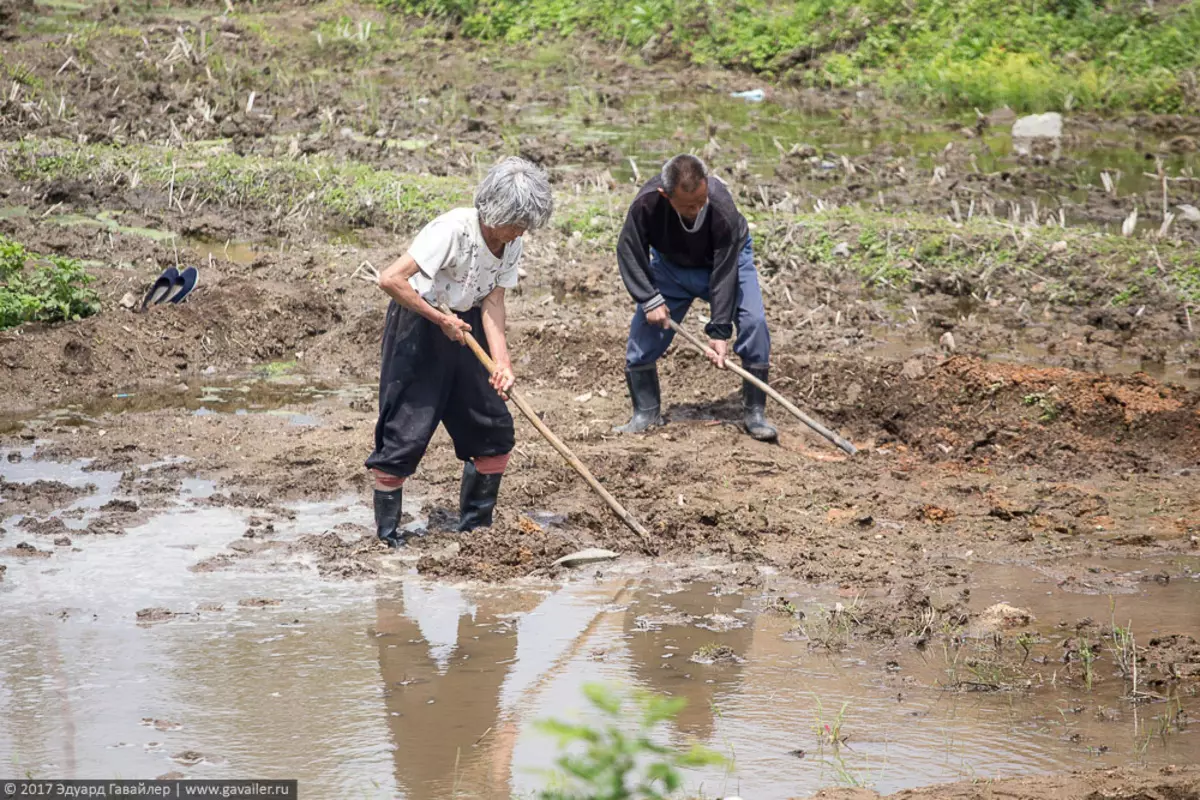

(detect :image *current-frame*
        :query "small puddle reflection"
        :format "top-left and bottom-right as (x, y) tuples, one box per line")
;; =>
(183, 237), (275, 266)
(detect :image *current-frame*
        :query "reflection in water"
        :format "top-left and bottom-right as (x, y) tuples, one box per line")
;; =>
(622, 585), (753, 743)
(375, 585), (538, 800)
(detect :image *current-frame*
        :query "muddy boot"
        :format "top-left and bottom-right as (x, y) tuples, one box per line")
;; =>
(458, 461), (503, 532)
(613, 364), (663, 434)
(374, 487), (406, 548)
(742, 365), (778, 442)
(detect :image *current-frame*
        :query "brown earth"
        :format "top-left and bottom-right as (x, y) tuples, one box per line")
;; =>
(806, 765), (1200, 800)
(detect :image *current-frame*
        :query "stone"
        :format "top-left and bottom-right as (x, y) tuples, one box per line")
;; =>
(552, 548), (619, 568)
(1012, 112), (1063, 140)
(977, 603), (1036, 632)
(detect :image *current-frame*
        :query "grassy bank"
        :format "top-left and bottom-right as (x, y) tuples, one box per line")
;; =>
(383, 0), (1200, 113)
(6, 139), (1199, 308)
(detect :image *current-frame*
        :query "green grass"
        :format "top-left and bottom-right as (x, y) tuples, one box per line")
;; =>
(3, 139), (472, 232)
(6, 139), (1199, 311)
(382, 0), (1200, 113)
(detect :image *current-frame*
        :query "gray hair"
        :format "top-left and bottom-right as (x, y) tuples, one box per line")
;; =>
(661, 154), (709, 194)
(474, 157), (554, 231)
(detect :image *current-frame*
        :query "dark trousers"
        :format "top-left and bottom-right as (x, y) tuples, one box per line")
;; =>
(365, 303), (514, 479)
(625, 236), (771, 368)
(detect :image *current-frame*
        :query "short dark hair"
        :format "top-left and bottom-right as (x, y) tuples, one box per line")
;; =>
(661, 154), (708, 194)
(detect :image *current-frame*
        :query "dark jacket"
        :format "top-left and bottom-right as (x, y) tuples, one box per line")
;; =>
(615, 175), (748, 340)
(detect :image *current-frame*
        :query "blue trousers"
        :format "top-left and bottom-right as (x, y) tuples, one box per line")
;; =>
(625, 237), (771, 368)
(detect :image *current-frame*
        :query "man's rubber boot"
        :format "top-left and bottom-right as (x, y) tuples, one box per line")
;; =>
(742, 364), (779, 442)
(458, 461), (503, 532)
(374, 487), (406, 548)
(613, 364), (663, 434)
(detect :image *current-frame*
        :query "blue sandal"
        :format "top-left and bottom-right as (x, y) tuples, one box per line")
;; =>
(140, 267), (179, 311)
(169, 266), (199, 304)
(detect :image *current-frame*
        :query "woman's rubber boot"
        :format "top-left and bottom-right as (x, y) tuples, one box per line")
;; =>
(458, 461), (502, 532)
(742, 364), (779, 442)
(613, 364), (663, 434)
(374, 487), (406, 548)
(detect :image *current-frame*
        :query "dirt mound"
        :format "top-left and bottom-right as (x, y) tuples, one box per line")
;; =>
(1145, 634), (1200, 681)
(0, 478), (94, 513)
(416, 511), (579, 581)
(818, 354), (1200, 471)
(292, 527), (383, 580)
(0, 276), (341, 416)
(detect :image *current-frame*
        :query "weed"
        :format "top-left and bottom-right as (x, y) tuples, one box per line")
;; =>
(1080, 643), (1096, 691)
(259, 360), (297, 378)
(1023, 392), (1060, 423)
(1016, 632), (1036, 664)
(765, 596), (798, 617)
(1109, 284), (1141, 306)
(795, 600), (862, 651)
(1109, 601), (1139, 690)
(690, 643), (739, 664)
(812, 695), (850, 748)
(534, 682), (726, 800)
(0, 235), (100, 330)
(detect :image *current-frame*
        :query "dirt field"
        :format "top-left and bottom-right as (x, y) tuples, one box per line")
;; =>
(2, 0), (1199, 795)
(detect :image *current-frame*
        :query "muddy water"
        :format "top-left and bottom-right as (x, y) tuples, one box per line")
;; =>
(3, 450), (1197, 798)
(182, 237), (276, 266)
(0, 380), (372, 434)
(524, 89), (1198, 202)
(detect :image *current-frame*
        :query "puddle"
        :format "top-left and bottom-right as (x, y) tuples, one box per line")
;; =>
(2, 446), (1196, 800)
(515, 88), (1197, 219)
(0, 380), (374, 434)
(0, 450), (123, 533)
(182, 237), (276, 266)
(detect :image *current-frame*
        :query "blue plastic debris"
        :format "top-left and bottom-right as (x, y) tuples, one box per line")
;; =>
(729, 89), (765, 102)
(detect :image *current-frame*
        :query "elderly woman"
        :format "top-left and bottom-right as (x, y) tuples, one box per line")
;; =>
(366, 157), (554, 547)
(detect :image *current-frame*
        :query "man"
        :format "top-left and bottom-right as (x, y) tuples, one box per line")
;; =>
(614, 154), (777, 441)
(365, 157), (554, 547)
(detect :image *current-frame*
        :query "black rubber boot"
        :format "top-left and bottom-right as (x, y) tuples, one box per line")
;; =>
(742, 364), (779, 442)
(458, 461), (503, 532)
(613, 364), (663, 434)
(374, 487), (406, 548)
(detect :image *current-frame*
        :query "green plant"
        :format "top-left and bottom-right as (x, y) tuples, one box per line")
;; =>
(1016, 632), (1036, 664)
(535, 683), (726, 800)
(0, 236), (100, 330)
(795, 600), (863, 651)
(812, 694), (850, 748)
(259, 360), (297, 378)
(1023, 392), (1060, 423)
(1079, 643), (1096, 690)
(380, 0), (1200, 112)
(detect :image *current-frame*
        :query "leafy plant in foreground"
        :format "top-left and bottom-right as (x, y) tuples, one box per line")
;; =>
(0, 235), (100, 330)
(535, 683), (726, 800)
